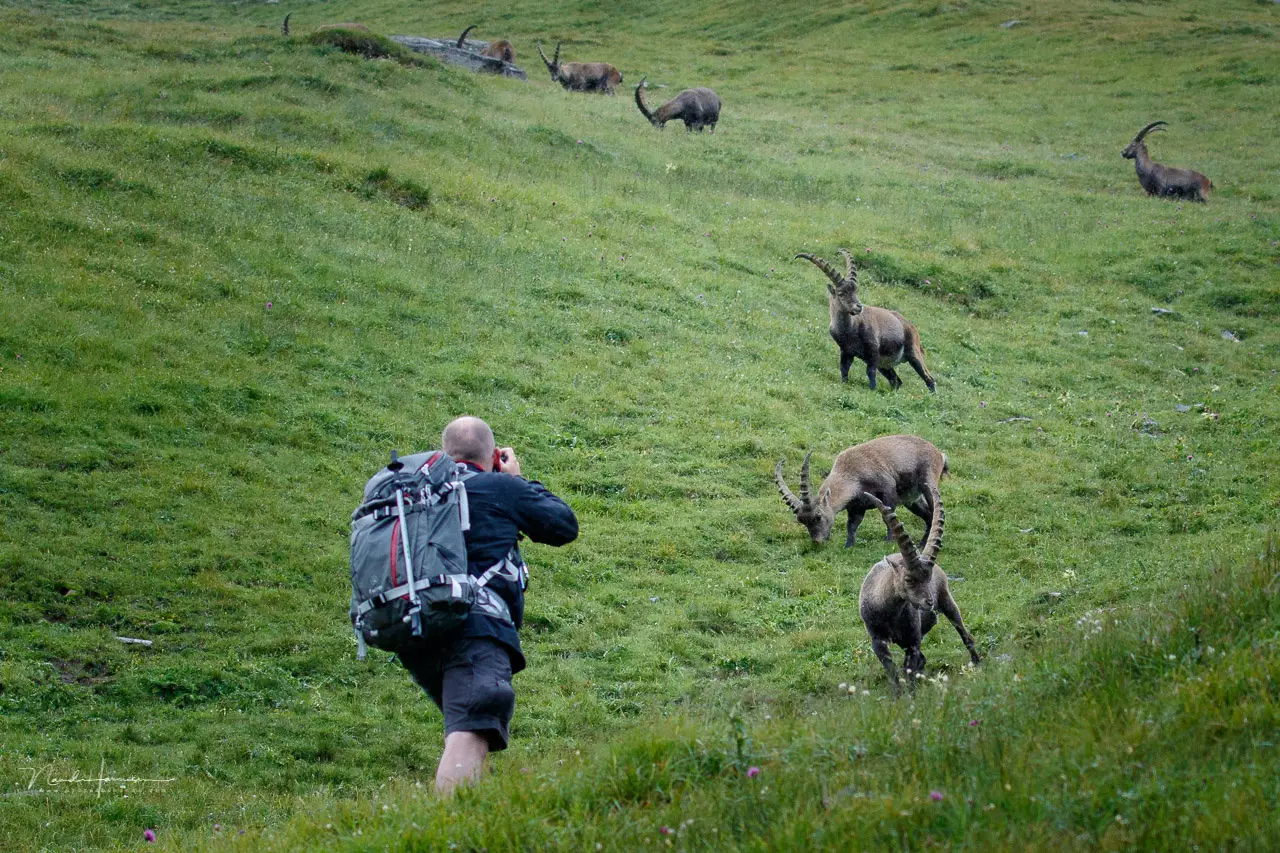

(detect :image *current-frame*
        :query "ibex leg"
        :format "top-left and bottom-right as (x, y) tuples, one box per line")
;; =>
(906, 495), (932, 547)
(839, 351), (855, 383)
(871, 636), (900, 693)
(904, 329), (936, 392)
(844, 507), (866, 548)
(879, 367), (902, 390)
(937, 590), (981, 665)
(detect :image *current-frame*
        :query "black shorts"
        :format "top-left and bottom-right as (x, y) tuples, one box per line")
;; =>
(397, 637), (516, 751)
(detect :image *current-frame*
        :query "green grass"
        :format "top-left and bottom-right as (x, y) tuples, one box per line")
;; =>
(0, 0), (1277, 849)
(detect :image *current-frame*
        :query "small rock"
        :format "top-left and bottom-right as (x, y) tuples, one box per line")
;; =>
(1175, 404), (1191, 413)
(1000, 416), (1032, 424)
(1077, 330), (1088, 337)
(1151, 307), (1176, 316)
(1221, 330), (1240, 342)
(995, 653), (1014, 663)
(946, 575), (967, 583)
(1001, 19), (1023, 28)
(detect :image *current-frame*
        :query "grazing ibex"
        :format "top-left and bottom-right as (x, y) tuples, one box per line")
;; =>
(774, 435), (947, 548)
(536, 41), (622, 94)
(1122, 121), (1213, 203)
(456, 25), (515, 63)
(634, 78), (721, 132)
(860, 486), (980, 692)
(795, 249), (936, 392)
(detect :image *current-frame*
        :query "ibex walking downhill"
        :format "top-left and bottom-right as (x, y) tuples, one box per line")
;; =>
(795, 249), (936, 392)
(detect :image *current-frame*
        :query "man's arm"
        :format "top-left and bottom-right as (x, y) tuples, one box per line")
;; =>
(509, 478), (578, 546)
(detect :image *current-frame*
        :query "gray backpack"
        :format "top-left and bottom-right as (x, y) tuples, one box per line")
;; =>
(349, 450), (474, 659)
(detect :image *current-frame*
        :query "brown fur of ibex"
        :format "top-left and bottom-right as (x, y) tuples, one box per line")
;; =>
(316, 22), (370, 32)
(860, 485), (980, 692)
(1122, 121), (1213, 203)
(774, 435), (947, 548)
(537, 41), (622, 94)
(634, 78), (721, 132)
(457, 25), (515, 63)
(795, 249), (936, 392)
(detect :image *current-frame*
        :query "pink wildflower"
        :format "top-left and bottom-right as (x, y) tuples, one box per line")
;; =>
(746, 766), (761, 779)
(266, 301), (273, 310)
(969, 719), (980, 727)
(660, 826), (673, 835)
(144, 829), (157, 842)
(930, 790), (944, 802)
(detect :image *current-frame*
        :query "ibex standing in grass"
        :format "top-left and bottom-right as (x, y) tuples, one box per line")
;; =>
(634, 78), (721, 132)
(537, 42), (622, 94)
(774, 435), (947, 548)
(456, 25), (515, 63)
(795, 249), (936, 392)
(859, 486), (980, 692)
(1122, 121), (1213, 203)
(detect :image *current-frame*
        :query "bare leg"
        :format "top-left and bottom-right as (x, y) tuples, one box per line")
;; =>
(435, 731), (489, 795)
(937, 588), (981, 665)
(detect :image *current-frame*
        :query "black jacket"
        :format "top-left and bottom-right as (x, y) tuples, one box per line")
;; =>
(456, 462), (578, 672)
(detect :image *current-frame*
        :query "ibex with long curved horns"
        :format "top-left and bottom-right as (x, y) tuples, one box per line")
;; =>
(536, 41), (622, 94)
(774, 435), (947, 548)
(860, 486), (980, 692)
(456, 25), (515, 63)
(795, 249), (936, 392)
(1122, 121), (1213, 203)
(634, 78), (720, 132)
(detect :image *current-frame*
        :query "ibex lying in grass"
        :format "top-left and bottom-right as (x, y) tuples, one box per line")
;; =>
(456, 25), (515, 63)
(795, 249), (936, 392)
(774, 435), (947, 548)
(634, 78), (721, 132)
(283, 15), (370, 37)
(1122, 121), (1213, 203)
(860, 486), (980, 692)
(536, 42), (622, 94)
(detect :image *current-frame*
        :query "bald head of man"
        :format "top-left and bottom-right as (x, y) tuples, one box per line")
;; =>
(442, 416), (496, 469)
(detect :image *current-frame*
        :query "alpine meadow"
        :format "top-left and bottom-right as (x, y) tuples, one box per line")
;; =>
(1, 0), (1279, 849)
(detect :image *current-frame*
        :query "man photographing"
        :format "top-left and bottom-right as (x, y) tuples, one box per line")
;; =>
(397, 416), (578, 794)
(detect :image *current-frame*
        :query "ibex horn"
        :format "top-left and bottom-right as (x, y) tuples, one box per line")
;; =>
(774, 460), (802, 515)
(838, 248), (857, 285)
(867, 493), (925, 576)
(1133, 121), (1168, 144)
(920, 483), (944, 568)
(553, 41), (562, 67)
(281, 13), (291, 36)
(799, 451), (814, 509)
(795, 252), (845, 287)
(537, 41), (552, 69)
(635, 76), (654, 121)
(457, 24), (477, 49)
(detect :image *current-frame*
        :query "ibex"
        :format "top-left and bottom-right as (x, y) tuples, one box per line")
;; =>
(774, 435), (947, 548)
(795, 249), (936, 392)
(456, 25), (515, 63)
(860, 486), (980, 692)
(1122, 121), (1213, 203)
(283, 16), (370, 36)
(536, 42), (622, 94)
(634, 78), (721, 132)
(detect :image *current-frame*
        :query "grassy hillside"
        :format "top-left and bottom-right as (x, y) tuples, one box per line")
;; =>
(0, 0), (1277, 849)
